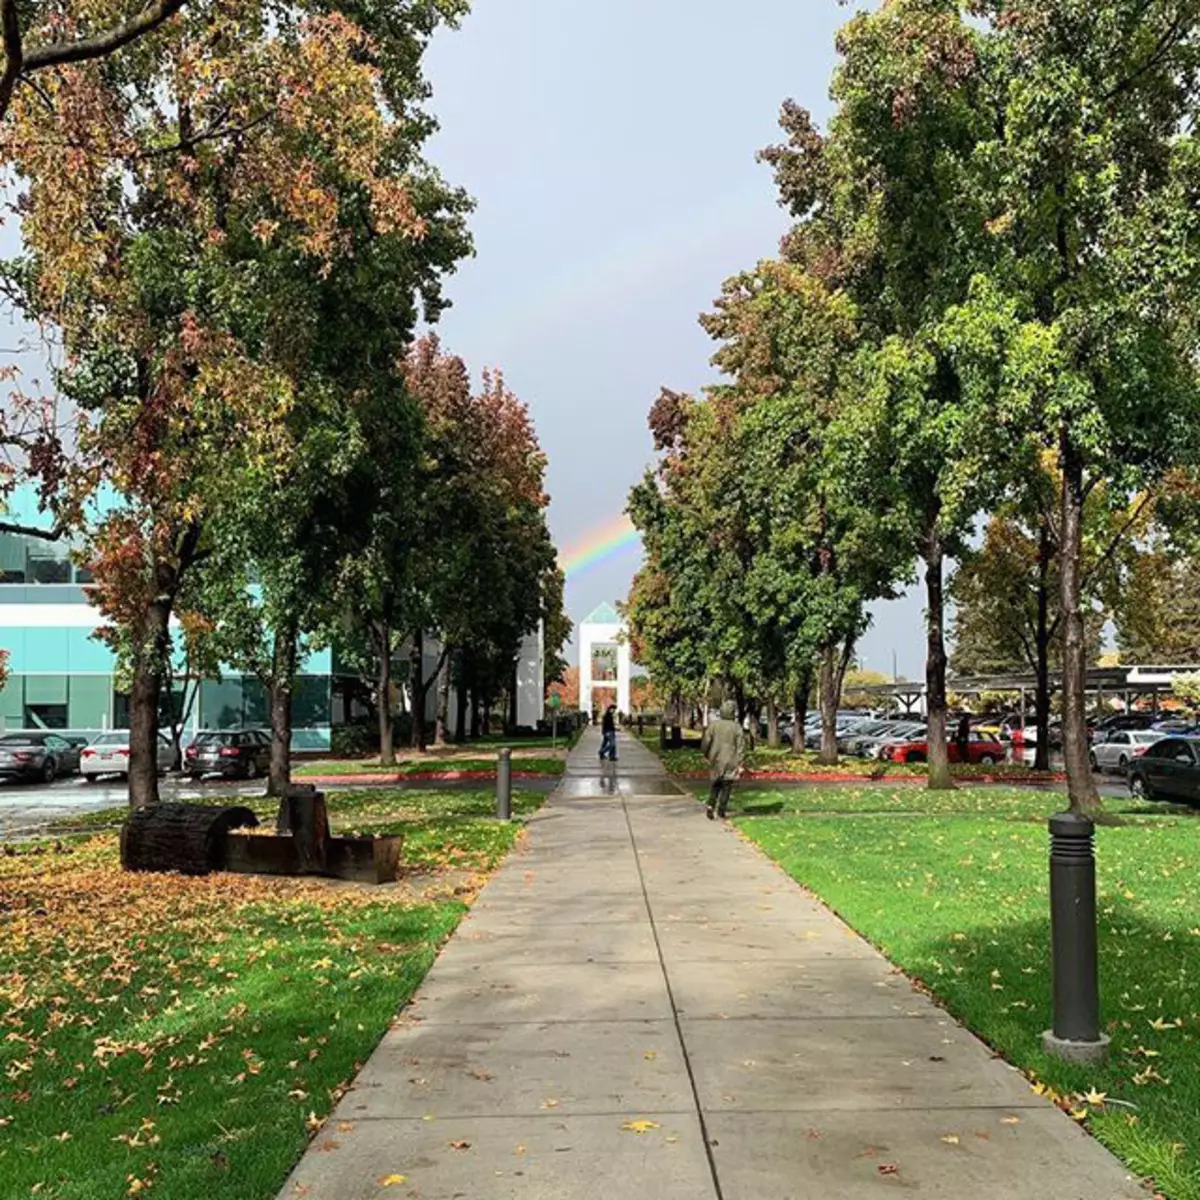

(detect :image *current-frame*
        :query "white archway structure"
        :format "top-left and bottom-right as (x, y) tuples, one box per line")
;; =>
(578, 602), (631, 716)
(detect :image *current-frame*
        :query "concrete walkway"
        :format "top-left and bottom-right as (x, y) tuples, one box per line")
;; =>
(281, 728), (1142, 1199)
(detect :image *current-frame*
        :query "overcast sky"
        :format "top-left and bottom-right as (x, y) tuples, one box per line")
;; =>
(420, 0), (927, 675)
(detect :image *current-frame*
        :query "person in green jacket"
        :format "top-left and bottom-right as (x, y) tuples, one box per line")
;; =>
(701, 700), (746, 820)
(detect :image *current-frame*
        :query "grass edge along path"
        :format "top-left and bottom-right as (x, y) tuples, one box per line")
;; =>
(736, 792), (1200, 1200)
(0, 788), (543, 1200)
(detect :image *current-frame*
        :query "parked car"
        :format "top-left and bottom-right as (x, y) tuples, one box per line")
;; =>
(1091, 712), (1157, 744)
(1151, 719), (1199, 736)
(186, 729), (271, 780)
(1128, 736), (1200, 804)
(836, 719), (896, 754)
(0, 731), (82, 782)
(880, 730), (1007, 765)
(863, 722), (928, 759)
(844, 720), (908, 756)
(80, 731), (175, 780)
(1089, 729), (1163, 774)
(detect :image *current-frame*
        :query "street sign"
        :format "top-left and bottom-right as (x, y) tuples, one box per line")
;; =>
(548, 693), (562, 710)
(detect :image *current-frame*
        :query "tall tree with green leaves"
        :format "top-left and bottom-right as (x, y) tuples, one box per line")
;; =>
(942, 0), (1200, 812)
(760, 0), (996, 788)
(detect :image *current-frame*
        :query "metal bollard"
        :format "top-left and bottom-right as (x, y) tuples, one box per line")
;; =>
(1042, 812), (1109, 1063)
(496, 748), (512, 821)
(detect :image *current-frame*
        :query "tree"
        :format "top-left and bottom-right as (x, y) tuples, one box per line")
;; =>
(945, 0), (1200, 813)
(5, 0), (468, 805)
(760, 0), (996, 788)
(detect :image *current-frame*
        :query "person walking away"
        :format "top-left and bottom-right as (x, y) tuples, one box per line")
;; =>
(955, 712), (971, 764)
(701, 700), (745, 819)
(600, 704), (618, 762)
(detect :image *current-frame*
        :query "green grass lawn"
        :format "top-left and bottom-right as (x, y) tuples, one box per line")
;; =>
(736, 786), (1200, 1200)
(1, 787), (542, 1199)
(293, 755), (565, 778)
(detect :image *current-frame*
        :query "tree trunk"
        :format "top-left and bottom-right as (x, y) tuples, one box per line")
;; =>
(376, 620), (395, 766)
(268, 628), (297, 797)
(435, 647), (453, 745)
(924, 536), (953, 791)
(792, 670), (810, 754)
(1060, 437), (1101, 815)
(1034, 522), (1053, 773)
(455, 656), (468, 744)
(818, 646), (840, 765)
(410, 630), (426, 751)
(766, 695), (779, 749)
(470, 691), (481, 739)
(128, 600), (171, 809)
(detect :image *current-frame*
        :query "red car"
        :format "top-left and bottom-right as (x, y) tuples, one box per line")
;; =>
(880, 731), (1006, 765)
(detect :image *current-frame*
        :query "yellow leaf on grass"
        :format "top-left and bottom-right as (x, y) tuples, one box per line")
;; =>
(1084, 1089), (1107, 1106)
(622, 1120), (661, 1134)
(1070, 1109), (1089, 1122)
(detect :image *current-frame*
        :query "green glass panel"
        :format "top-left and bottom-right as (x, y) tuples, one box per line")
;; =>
(25, 674), (68, 704)
(292, 675), (330, 729)
(243, 679), (269, 728)
(200, 679), (243, 730)
(68, 675), (111, 729)
(0, 677), (24, 729)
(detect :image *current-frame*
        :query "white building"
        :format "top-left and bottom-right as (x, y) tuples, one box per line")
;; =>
(577, 602), (631, 716)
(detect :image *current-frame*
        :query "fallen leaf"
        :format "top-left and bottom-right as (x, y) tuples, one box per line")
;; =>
(878, 1164), (899, 1176)
(940, 1135), (959, 1145)
(378, 1175), (407, 1187)
(1084, 1088), (1107, 1107)
(449, 1140), (471, 1151)
(621, 1120), (661, 1134)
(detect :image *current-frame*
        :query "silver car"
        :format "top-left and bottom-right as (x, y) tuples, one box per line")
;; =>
(80, 731), (175, 780)
(1089, 730), (1163, 775)
(864, 722), (929, 759)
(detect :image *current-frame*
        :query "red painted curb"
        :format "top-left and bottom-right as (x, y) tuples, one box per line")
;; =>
(680, 770), (1066, 785)
(298, 769), (557, 785)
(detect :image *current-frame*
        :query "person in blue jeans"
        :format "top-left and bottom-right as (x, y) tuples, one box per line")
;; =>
(599, 704), (618, 761)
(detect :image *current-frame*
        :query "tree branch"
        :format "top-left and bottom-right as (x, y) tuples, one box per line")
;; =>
(0, 519), (63, 541)
(1, 0), (187, 120)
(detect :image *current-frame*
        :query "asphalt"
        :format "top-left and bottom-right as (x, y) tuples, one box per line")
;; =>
(278, 728), (1143, 1200)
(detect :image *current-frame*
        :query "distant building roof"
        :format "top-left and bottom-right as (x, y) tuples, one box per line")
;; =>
(582, 601), (622, 626)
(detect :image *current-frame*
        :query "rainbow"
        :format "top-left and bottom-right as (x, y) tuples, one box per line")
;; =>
(559, 513), (642, 579)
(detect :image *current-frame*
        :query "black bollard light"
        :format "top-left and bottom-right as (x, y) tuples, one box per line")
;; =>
(1042, 812), (1109, 1063)
(496, 748), (512, 821)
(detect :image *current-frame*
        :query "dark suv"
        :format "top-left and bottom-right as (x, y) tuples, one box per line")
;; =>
(186, 729), (271, 781)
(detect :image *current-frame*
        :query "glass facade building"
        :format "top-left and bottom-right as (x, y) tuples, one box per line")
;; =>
(0, 488), (340, 748)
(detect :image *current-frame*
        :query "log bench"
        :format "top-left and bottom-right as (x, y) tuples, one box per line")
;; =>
(120, 786), (401, 884)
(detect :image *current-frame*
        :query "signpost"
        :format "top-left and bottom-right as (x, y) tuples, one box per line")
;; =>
(548, 692), (562, 749)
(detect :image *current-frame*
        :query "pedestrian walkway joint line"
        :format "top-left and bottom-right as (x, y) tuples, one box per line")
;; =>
(621, 793), (726, 1200)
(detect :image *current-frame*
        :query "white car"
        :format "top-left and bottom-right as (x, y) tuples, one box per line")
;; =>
(80, 731), (175, 780)
(1089, 730), (1163, 775)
